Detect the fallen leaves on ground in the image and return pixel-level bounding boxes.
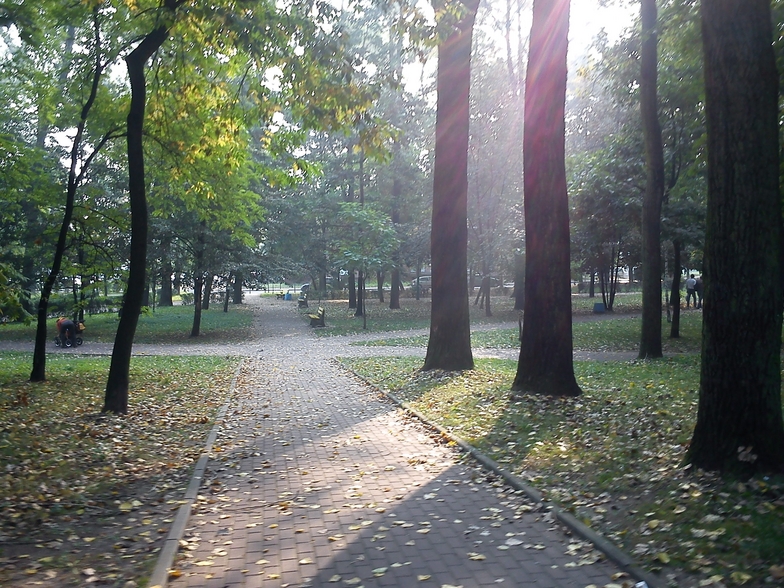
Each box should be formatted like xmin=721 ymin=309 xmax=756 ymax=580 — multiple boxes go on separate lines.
xmin=341 ymin=355 xmax=784 ymax=588
xmin=0 ymin=353 xmax=238 ymax=587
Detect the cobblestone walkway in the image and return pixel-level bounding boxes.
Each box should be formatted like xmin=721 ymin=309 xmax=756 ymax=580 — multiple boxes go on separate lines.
xmin=163 ymin=297 xmax=627 ymax=588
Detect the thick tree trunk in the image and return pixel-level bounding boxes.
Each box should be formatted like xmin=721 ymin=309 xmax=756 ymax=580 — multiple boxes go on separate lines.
xmin=202 ymin=274 xmax=213 ymax=311
xmin=638 ymin=0 xmax=665 ymax=359
xmin=669 ymin=240 xmax=681 ymax=338
xmin=423 ymin=0 xmax=479 ymax=372
xmin=103 ymin=13 xmax=174 ymax=414
xmin=232 ymin=271 xmax=243 ymax=304
xmin=389 ymin=268 xmax=401 ymax=309
xmin=389 ymin=178 xmax=402 ymax=310
xmin=688 ymin=0 xmax=784 ymax=472
xmin=159 ymin=257 xmax=173 ymax=306
xmin=355 ymin=270 xmax=364 ymax=317
xmin=512 ymin=0 xmax=580 ymax=396
xmin=191 ymin=273 xmax=203 ymax=337
xmin=482 ymin=275 xmax=492 ymax=317
xmin=223 ymin=272 xmax=232 ymax=313
xmin=348 ymin=271 xmax=356 ymax=308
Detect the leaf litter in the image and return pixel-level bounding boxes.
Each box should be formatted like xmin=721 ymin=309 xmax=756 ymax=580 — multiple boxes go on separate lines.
xmin=341 ymin=355 xmax=784 ymax=588
xmin=0 ymin=353 xmax=238 ymax=587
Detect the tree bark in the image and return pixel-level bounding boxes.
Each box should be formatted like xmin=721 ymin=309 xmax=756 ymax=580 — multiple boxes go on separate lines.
xmin=638 ymin=0 xmax=665 ymax=359
xmin=512 ymin=0 xmax=580 ymax=396
xmin=389 ymin=178 xmax=402 ymax=310
xmin=355 ymin=270 xmax=364 ymax=317
xmin=688 ymin=0 xmax=784 ymax=472
xmin=669 ymin=240 xmax=681 ymax=338
xmin=423 ymin=0 xmax=479 ymax=372
xmin=232 ymin=270 xmax=243 ymax=304
xmin=158 ymin=261 xmax=174 ymax=306
xmin=390 ymin=268 xmax=401 ymax=309
xmin=223 ymin=271 xmax=232 ymax=313
xmin=348 ymin=270 xmax=357 ymax=308
xmin=191 ymin=273 xmax=203 ymax=337
xmin=202 ymin=274 xmax=213 ymax=311
xmin=103 ymin=7 xmax=176 ymax=414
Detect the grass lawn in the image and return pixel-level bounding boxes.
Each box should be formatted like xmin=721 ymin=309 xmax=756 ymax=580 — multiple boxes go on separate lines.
xmin=339 ymin=355 xmax=784 ymax=588
xmin=297 ymin=291 xmax=651 ymax=337
xmin=352 ymin=311 xmax=705 ymax=354
xmin=0 ymin=304 xmax=255 ymax=344
xmin=0 ymin=352 xmax=240 ymax=587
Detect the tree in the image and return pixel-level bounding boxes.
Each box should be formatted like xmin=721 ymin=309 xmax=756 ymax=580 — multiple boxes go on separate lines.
xmin=687 ymin=0 xmax=784 ymax=472
xmin=104 ymin=0 xmax=182 ymax=414
xmin=423 ymin=0 xmax=480 ymax=372
xmin=637 ymin=0 xmax=665 ymax=359
xmin=512 ymin=0 xmax=580 ymax=397
xmin=336 ymin=202 xmax=399 ymax=329
xmin=31 ymin=6 xmax=121 ymax=382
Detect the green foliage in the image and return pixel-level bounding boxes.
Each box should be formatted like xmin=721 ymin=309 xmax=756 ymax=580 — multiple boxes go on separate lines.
xmin=0 ymin=262 xmax=31 ymax=322
xmin=336 ymin=202 xmax=400 ymax=271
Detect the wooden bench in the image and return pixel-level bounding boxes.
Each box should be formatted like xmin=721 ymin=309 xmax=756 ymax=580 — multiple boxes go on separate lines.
xmin=297 ymin=292 xmax=308 ymax=308
xmin=275 ymin=292 xmax=285 ymax=300
xmin=308 ymin=306 xmax=325 ymax=327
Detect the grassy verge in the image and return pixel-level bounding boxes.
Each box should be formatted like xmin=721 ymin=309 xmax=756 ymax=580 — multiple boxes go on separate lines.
xmin=0 ymin=351 xmax=240 ymax=587
xmin=0 ymin=305 xmax=254 ymax=344
xmin=297 ymin=292 xmax=651 ymax=337
xmin=339 ymin=355 xmax=784 ymax=588
xmin=353 ymin=313 xmax=705 ymax=354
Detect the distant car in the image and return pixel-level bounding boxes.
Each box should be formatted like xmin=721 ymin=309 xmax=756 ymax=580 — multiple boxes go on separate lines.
xmin=410 ymin=275 xmax=432 ymax=292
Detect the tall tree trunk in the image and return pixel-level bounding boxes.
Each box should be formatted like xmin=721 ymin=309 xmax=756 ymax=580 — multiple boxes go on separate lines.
xmin=423 ymin=0 xmax=479 ymax=372
xmin=223 ymin=271 xmax=232 ymax=313
xmin=355 ymin=270 xmax=364 ymax=317
xmin=31 ymin=11 xmax=102 ymax=382
xmin=103 ymin=7 xmax=177 ymax=414
xmin=512 ymin=0 xmax=580 ymax=397
xmin=389 ymin=178 xmax=402 ymax=310
xmin=638 ymin=0 xmax=665 ymax=359
xmin=158 ymin=256 xmax=174 ymax=306
xmin=688 ymin=0 xmax=784 ymax=472
xmin=202 ymin=274 xmax=213 ymax=310
xmin=348 ymin=271 xmax=357 ymax=308
xmin=377 ymin=271 xmax=384 ymax=302
xmin=191 ymin=273 xmax=204 ymax=337
xmin=390 ymin=268 xmax=401 ymax=309
xmin=669 ymin=240 xmax=681 ymax=338
xmin=232 ymin=271 xmax=243 ymax=304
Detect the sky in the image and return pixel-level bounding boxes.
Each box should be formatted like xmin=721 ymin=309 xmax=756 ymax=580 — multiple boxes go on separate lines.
xmin=569 ymin=0 xmax=636 ymax=57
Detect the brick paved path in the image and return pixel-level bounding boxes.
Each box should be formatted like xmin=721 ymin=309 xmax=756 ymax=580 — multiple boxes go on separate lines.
xmin=165 ymin=298 xmax=626 ymax=588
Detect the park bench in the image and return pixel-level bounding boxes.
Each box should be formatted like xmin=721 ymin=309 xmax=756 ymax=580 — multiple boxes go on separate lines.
xmin=275 ymin=292 xmax=285 ymax=300
xmin=308 ymin=306 xmax=325 ymax=327
xmin=298 ymin=292 xmax=308 ymax=308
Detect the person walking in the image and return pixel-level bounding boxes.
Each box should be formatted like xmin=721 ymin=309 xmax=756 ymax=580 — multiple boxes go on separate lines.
xmin=685 ymin=274 xmax=697 ymax=309
xmin=695 ymin=275 xmax=703 ymax=309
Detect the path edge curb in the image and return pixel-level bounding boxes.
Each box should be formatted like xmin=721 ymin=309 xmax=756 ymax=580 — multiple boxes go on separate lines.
xmin=148 ymin=358 xmax=245 ymax=588
xmin=344 ymin=365 xmax=662 ymax=588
